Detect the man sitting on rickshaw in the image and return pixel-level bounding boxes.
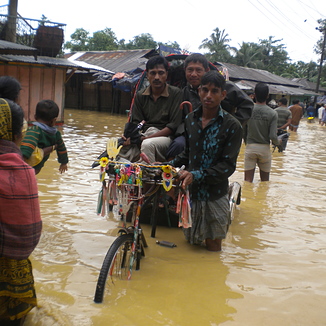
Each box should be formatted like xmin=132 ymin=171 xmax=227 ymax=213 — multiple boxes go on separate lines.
xmin=166 ymin=53 xmax=253 ymax=160
xmin=118 ymin=55 xmax=182 ymax=163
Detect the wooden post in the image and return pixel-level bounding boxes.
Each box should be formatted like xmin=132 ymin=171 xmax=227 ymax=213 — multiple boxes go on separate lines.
xmin=7 ymin=0 xmax=18 ymax=43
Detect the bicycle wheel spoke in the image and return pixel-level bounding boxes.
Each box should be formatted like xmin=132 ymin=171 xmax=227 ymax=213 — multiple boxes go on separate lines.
xmin=94 ymin=233 xmax=136 ymax=303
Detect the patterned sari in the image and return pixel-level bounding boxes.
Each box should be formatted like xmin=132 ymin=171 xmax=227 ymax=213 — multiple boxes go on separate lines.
xmin=0 ymin=258 xmax=37 ymax=320
xmin=0 ymin=98 xmax=42 ymax=322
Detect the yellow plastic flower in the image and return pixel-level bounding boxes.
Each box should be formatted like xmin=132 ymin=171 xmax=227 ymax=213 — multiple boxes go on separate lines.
xmin=99 ymin=157 xmax=109 ymax=167
xmin=161 ymin=165 xmax=172 ymax=173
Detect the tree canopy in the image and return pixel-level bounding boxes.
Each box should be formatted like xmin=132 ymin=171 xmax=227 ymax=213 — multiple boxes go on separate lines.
xmin=63 ymin=25 xmax=325 ymax=86
xmin=199 ymin=28 xmax=235 ymax=63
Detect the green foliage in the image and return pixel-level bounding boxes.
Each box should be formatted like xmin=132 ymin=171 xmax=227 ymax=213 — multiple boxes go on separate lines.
xmin=64 ymin=27 xmax=119 ymax=51
xmin=64 ymin=28 xmax=90 ymax=51
xmin=88 ymin=28 xmax=118 ymax=51
xmin=281 ymin=61 xmax=318 ymax=81
xmin=63 ymin=25 xmax=325 ymax=86
xmin=314 ymin=19 xmax=326 ymax=57
xmin=258 ymin=36 xmax=290 ymax=75
xmin=121 ymin=33 xmax=157 ymax=50
xmin=234 ymin=42 xmax=263 ymax=68
xmin=199 ymin=27 xmax=235 ymax=63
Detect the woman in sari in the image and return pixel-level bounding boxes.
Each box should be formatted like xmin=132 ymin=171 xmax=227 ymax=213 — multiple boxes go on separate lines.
xmin=0 ymin=98 xmax=42 ymax=325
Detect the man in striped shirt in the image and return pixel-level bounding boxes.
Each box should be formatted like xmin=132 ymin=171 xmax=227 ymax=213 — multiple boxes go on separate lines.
xmin=275 ymin=97 xmax=292 ymax=131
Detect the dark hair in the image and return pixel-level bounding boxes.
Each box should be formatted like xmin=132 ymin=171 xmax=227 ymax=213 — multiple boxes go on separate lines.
xmin=146 ymin=55 xmax=169 ymax=71
xmin=35 ymin=100 xmax=59 ymax=121
xmin=184 ymin=53 xmax=209 ymax=70
xmin=292 ymin=99 xmax=299 ymax=105
xmin=0 ymin=76 xmax=21 ymax=101
xmin=254 ymin=83 xmax=269 ymax=103
xmin=278 ymin=97 xmax=287 ymax=105
xmin=201 ymin=70 xmax=226 ymax=90
xmin=6 ymin=99 xmax=24 ymax=139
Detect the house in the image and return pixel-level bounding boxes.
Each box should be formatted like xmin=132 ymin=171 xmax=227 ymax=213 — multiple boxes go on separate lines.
xmin=64 ymin=49 xmax=157 ymax=114
xmin=0 ymin=40 xmax=109 ymax=123
xmin=69 ymin=51 xmax=324 ymax=116
xmin=0 ymin=9 xmax=111 ymax=123
xmin=292 ymin=78 xmax=326 ymax=104
xmin=214 ymin=61 xmax=322 ymax=105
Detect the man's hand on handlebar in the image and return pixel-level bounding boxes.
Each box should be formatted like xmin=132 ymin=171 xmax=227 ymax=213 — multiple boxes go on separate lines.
xmin=178 ymin=170 xmax=193 ymax=189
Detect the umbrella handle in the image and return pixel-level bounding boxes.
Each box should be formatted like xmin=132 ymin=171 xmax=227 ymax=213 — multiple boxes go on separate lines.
xmin=180 ymin=101 xmax=193 ymax=113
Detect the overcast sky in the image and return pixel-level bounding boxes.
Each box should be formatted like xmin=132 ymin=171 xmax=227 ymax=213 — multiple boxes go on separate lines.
xmin=3 ymin=0 xmax=326 ymax=63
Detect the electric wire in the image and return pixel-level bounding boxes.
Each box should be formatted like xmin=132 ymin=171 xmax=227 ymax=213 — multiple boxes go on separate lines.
xmin=245 ymin=0 xmax=325 ymax=61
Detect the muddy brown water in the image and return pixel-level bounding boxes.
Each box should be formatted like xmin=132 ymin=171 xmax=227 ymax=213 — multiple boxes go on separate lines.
xmin=25 ymin=109 xmax=326 ymax=326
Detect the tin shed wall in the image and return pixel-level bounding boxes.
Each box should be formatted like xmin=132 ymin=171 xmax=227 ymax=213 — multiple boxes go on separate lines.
xmin=0 ymin=63 xmax=66 ymax=123
xmin=65 ymin=74 xmax=130 ymax=112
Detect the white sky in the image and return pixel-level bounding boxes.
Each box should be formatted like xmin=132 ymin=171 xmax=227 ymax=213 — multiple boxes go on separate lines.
xmin=3 ymin=0 xmax=326 ymax=63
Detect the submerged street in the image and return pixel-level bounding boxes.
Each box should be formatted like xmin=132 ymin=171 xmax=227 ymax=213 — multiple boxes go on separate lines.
xmin=26 ymin=108 xmax=326 ymax=326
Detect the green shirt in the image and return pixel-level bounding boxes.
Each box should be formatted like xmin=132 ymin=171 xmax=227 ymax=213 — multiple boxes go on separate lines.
xmin=246 ymin=104 xmax=279 ymax=146
xmin=21 ymin=125 xmax=68 ymax=171
xmin=130 ymin=84 xmax=182 ymax=134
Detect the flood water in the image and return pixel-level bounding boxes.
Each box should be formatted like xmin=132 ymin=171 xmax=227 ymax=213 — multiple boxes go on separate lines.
xmin=25 ymin=109 xmax=326 ymax=326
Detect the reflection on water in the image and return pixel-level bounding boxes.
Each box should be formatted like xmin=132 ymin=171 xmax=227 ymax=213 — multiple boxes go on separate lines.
xmin=26 ymin=110 xmax=326 ymax=325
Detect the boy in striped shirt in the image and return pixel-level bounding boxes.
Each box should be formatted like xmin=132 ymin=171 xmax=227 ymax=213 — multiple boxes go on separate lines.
xmin=21 ymin=100 xmax=68 ymax=174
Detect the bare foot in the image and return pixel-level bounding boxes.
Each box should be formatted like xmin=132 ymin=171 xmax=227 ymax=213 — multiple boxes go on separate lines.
xmin=139 ymin=152 xmax=151 ymax=164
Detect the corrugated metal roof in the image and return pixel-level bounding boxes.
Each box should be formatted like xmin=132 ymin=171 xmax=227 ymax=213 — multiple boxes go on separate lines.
xmin=0 ymin=40 xmax=109 ymax=72
xmin=292 ymin=78 xmax=326 ymax=92
xmin=65 ymin=49 xmax=157 ymax=73
xmin=215 ymin=61 xmax=301 ymax=87
xmin=0 ymin=40 xmax=36 ymax=51
xmin=0 ymin=40 xmax=38 ymax=58
xmin=235 ymin=80 xmax=320 ymax=96
xmin=0 ymin=54 xmax=110 ymax=72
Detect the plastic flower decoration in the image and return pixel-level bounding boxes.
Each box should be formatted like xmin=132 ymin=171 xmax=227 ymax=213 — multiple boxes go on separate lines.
xmin=99 ymin=157 xmax=109 ymax=168
xmin=99 ymin=157 xmax=109 ymax=182
xmin=161 ymin=165 xmax=173 ymax=191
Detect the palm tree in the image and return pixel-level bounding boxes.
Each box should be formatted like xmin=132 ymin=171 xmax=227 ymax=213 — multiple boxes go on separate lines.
xmin=235 ymin=42 xmax=263 ymax=68
xmin=259 ymin=36 xmax=289 ymax=74
xmin=199 ymin=27 xmax=235 ymax=63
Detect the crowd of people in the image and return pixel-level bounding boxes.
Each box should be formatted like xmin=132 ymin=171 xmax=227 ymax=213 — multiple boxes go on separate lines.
xmin=1 ymin=53 xmax=325 ymax=323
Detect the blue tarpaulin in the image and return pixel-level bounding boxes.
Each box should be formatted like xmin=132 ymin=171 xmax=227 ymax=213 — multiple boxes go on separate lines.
xmin=112 ymin=72 xmax=143 ymax=92
xmin=159 ymin=45 xmax=182 ymax=57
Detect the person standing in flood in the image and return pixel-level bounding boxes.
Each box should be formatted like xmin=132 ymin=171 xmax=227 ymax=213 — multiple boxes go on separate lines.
xmin=275 ymin=97 xmax=292 ymax=150
xmin=289 ymin=99 xmax=303 ymax=132
xmin=170 ymin=71 xmax=243 ymax=252
xmin=318 ymin=104 xmax=326 ymax=125
xmin=0 ymin=98 xmax=42 ymax=325
xmin=305 ymin=102 xmax=316 ymax=118
xmin=244 ymin=83 xmax=281 ymax=183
